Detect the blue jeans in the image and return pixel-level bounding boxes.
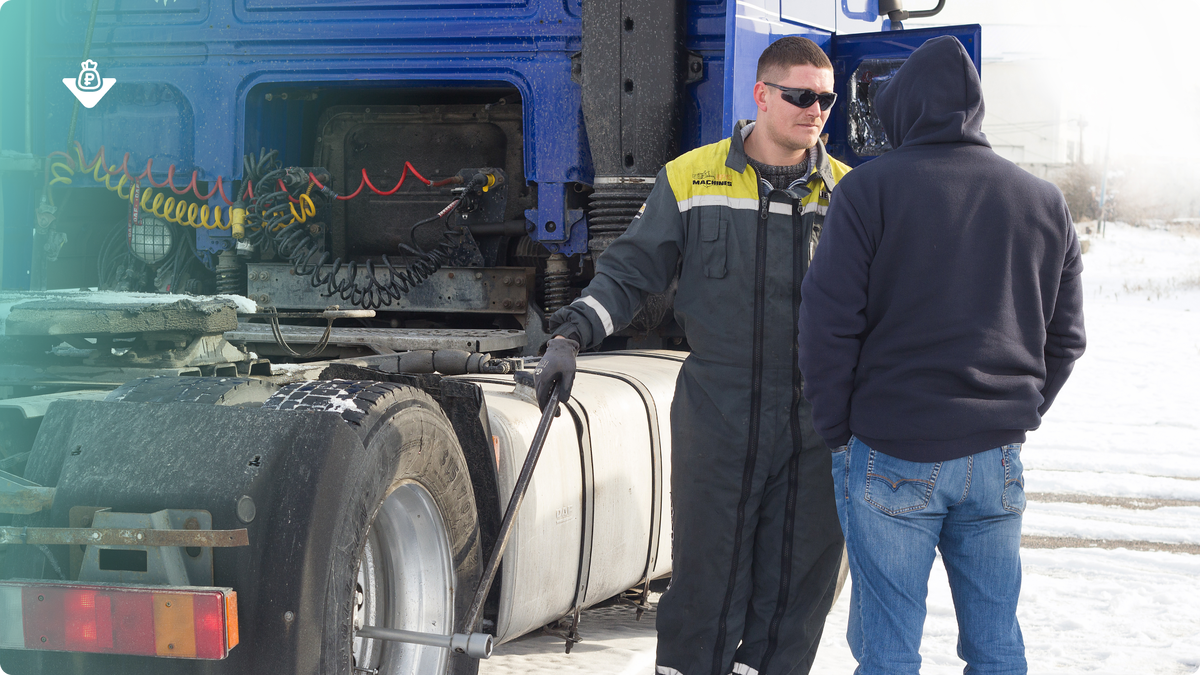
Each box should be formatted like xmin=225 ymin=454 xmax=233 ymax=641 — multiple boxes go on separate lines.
xmin=831 ymin=437 xmax=1027 ymax=675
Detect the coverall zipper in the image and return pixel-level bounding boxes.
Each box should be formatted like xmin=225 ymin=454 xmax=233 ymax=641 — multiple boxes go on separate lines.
xmin=713 ymin=170 xmax=773 ymax=675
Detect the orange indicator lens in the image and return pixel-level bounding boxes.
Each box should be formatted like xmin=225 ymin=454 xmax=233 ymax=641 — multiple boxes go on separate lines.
xmin=153 ymin=593 xmax=196 ymax=658
xmin=225 ymin=591 xmax=239 ymax=650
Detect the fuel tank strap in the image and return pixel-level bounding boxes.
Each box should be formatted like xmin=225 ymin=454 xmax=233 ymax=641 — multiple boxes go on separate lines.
xmin=560 ymin=398 xmax=596 ymax=619
xmin=575 ymin=367 xmax=664 ymax=588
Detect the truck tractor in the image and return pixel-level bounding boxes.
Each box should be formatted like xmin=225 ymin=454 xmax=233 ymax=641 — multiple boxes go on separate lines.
xmin=0 ymin=0 xmax=979 ymax=673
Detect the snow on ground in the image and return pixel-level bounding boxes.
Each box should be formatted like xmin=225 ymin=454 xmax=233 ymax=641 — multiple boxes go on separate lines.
xmin=483 ymin=222 xmax=1200 ymax=675
xmin=1022 ymin=502 xmax=1200 ymax=544
xmin=483 ymin=602 xmax=662 ymax=675
xmin=1023 ymin=470 xmax=1200 ymax=501
xmin=813 ymin=546 xmax=1200 ymax=675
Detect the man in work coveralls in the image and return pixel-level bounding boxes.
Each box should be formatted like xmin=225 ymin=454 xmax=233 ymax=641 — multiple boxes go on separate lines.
xmin=534 ymin=37 xmax=850 ymax=675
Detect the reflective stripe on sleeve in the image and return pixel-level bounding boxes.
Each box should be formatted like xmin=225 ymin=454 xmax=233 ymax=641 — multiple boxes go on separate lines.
xmin=656 ymin=667 xmax=685 ymax=675
xmin=676 ymin=195 xmax=760 ymax=213
xmin=576 ymin=295 xmax=615 ymax=337
xmin=732 ymin=663 xmax=760 ymax=675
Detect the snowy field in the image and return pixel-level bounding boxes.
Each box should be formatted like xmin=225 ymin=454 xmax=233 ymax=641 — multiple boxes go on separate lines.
xmin=482 ymin=222 xmax=1200 ymax=675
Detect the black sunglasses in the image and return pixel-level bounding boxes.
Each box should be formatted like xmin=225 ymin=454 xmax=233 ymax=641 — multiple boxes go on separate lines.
xmin=764 ymin=83 xmax=837 ymax=111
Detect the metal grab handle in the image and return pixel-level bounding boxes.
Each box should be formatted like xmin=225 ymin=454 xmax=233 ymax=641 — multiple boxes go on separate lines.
xmin=463 ymin=386 xmax=561 ymax=634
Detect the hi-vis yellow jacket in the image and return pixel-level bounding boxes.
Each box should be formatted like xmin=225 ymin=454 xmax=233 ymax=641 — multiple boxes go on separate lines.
xmin=551 ymin=120 xmax=852 ymax=369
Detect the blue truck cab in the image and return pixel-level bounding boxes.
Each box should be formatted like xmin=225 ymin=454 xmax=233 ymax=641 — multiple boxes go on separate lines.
xmin=0 ymin=0 xmax=977 ymax=316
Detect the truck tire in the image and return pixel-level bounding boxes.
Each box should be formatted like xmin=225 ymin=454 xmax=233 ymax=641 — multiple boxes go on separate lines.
xmin=105 ymin=375 xmax=277 ymax=406
xmin=262 ymin=380 xmax=482 ymax=675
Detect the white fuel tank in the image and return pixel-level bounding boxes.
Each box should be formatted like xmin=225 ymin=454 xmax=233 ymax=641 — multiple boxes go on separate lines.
xmin=458 ymin=351 xmax=684 ymax=643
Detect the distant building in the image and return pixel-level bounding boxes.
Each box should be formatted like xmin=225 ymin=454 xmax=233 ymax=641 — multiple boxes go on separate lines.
xmin=974 ymin=57 xmax=1084 ymax=181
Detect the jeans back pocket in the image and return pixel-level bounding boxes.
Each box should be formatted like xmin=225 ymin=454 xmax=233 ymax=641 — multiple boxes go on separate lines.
xmin=1001 ymin=443 xmax=1026 ymax=514
xmin=864 ymin=449 xmax=941 ymax=516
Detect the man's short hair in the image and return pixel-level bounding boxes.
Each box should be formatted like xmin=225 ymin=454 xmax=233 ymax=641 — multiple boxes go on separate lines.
xmin=756 ymin=36 xmax=833 ymax=82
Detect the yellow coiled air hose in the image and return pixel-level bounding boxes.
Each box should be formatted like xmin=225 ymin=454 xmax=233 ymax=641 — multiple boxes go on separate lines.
xmin=46 ymin=145 xmax=316 ymax=237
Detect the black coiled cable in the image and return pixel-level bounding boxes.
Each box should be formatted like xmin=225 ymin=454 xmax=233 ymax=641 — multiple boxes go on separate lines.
xmin=295 ymin=223 xmax=462 ymax=310
xmin=238 ymin=150 xmax=471 ymax=310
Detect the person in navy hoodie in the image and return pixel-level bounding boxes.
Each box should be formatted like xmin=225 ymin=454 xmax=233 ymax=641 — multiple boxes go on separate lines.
xmin=796 ymin=35 xmax=1085 ymax=674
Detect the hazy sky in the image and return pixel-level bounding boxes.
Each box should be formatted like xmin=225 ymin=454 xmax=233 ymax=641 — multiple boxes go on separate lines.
xmin=913 ymin=0 xmax=1200 ymax=164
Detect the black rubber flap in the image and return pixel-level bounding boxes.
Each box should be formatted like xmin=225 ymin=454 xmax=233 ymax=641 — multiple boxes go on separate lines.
xmin=2 ymin=399 xmax=364 ymax=675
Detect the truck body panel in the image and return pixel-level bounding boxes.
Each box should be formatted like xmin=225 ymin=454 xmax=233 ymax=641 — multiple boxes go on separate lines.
xmin=0 ymin=0 xmax=982 ymax=670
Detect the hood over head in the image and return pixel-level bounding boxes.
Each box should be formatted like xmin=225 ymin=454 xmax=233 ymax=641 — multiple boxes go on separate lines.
xmin=875 ymin=35 xmax=989 ymax=149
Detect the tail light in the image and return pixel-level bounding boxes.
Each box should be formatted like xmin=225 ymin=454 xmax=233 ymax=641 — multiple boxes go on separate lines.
xmin=0 ymin=581 xmax=238 ymax=659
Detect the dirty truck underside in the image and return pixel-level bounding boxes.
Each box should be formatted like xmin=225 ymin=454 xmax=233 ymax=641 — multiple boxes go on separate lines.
xmin=0 ymin=290 xmax=683 ymax=675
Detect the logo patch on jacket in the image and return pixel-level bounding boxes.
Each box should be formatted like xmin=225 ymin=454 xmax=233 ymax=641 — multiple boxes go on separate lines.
xmin=692 ymin=170 xmax=733 ymax=187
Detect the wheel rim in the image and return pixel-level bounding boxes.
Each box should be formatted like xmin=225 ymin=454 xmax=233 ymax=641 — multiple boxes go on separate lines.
xmin=353 ymin=481 xmax=456 ymax=675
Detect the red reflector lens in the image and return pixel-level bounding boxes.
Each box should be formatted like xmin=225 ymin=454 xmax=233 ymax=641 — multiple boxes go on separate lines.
xmin=110 ymin=590 xmax=156 ymax=656
xmin=5 ymin=582 xmax=234 ymax=660
xmin=22 ymin=587 xmax=65 ymax=651
xmin=192 ymin=594 xmax=225 ymax=659
xmin=65 ymin=590 xmax=113 ymax=651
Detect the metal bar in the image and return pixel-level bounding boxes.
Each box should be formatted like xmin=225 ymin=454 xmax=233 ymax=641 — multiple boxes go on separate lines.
xmin=0 ymin=453 xmax=31 ymax=472
xmin=321 ymin=309 xmax=377 ymax=320
xmin=0 ymin=468 xmax=41 ymax=487
xmin=0 ymin=526 xmax=250 ymax=547
xmin=355 ymin=627 xmax=492 ymax=659
xmin=224 ymin=324 xmax=526 ymax=353
xmin=356 ymin=627 xmax=453 ymax=650
xmin=463 ymin=387 xmax=559 ymax=634
xmin=0 ymin=490 xmax=55 ymax=515
xmin=239 ymin=309 xmax=376 ymax=320
xmin=0 ymin=469 xmax=55 ymax=515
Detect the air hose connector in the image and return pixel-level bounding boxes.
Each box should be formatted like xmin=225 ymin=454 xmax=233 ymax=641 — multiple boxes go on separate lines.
xmin=467 ymin=171 xmax=501 ymax=194
xmin=231 ymin=201 xmax=247 ymax=240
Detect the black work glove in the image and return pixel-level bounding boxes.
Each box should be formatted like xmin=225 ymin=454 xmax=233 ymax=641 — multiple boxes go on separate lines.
xmin=534 ymin=337 xmax=579 ymax=411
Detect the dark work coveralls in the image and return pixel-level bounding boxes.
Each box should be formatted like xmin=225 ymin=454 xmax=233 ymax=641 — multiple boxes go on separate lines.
xmin=549 ymin=121 xmax=848 ymax=675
